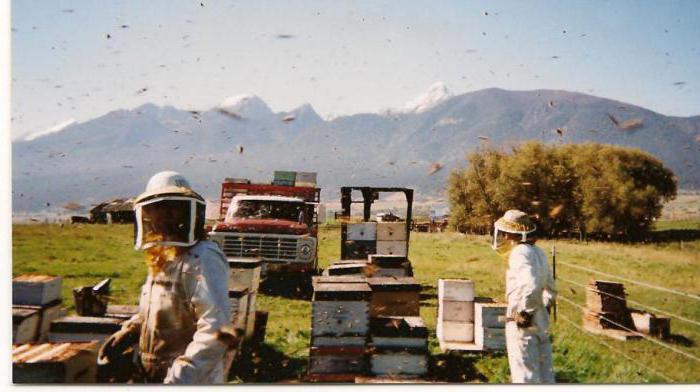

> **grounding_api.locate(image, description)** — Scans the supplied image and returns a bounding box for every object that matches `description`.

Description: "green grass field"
[12,220,700,383]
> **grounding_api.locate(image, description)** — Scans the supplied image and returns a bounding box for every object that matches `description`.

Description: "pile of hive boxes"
[343,221,408,260]
[224,257,264,376]
[583,280,670,341]
[436,279,507,352]
[308,274,428,382]
[12,275,105,383]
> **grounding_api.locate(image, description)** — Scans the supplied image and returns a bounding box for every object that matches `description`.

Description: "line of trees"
[447,142,677,240]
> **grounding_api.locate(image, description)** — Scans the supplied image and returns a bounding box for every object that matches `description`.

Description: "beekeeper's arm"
[98,284,145,362]
[164,247,232,384]
[507,246,541,317]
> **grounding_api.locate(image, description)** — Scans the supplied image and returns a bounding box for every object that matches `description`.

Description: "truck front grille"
[222,234,299,262]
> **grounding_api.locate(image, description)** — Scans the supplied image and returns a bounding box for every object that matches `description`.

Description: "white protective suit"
[505,243,557,383]
[120,240,231,384]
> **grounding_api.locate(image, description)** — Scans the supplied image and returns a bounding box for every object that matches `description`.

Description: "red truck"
[208,174,321,275]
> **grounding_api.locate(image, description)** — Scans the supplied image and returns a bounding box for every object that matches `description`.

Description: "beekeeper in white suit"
[492,210,556,383]
[99,171,235,384]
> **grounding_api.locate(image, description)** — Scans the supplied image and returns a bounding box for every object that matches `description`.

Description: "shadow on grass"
[429,352,488,383]
[228,342,308,383]
[646,229,700,243]
[258,273,313,300]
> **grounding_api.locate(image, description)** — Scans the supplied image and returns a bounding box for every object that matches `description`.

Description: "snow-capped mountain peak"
[23,119,77,141]
[218,94,273,118]
[403,82,454,113]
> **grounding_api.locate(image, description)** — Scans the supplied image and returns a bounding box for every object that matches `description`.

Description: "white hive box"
[439,300,474,323]
[48,316,123,344]
[13,341,99,383]
[376,222,407,241]
[437,320,474,342]
[13,275,63,306]
[475,327,506,351]
[295,171,318,188]
[228,257,262,293]
[13,301,65,343]
[347,223,378,241]
[438,279,474,302]
[376,241,407,256]
[311,282,371,336]
[12,307,40,344]
[474,301,507,329]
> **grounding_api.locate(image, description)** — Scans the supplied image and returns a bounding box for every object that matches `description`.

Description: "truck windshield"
[230,200,306,222]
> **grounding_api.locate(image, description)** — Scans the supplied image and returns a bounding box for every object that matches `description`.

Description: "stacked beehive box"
[368,255,412,277]
[583,280,635,331]
[368,316,428,377]
[13,341,99,383]
[309,276,372,381]
[474,299,507,351]
[12,275,65,344]
[376,222,408,256]
[49,316,123,343]
[224,257,263,376]
[629,310,671,339]
[345,222,378,259]
[437,279,475,343]
[368,277,421,318]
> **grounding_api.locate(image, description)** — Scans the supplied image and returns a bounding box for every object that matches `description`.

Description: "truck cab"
[209,175,320,275]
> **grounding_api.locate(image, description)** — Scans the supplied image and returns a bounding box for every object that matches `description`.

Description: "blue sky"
[10,0,700,138]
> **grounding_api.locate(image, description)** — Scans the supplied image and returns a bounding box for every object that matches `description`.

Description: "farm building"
[89,198,135,224]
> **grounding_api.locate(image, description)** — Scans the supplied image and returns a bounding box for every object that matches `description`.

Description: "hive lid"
[12,341,98,363]
[368,255,408,267]
[312,282,371,301]
[50,316,123,334]
[313,275,368,284]
[13,275,60,283]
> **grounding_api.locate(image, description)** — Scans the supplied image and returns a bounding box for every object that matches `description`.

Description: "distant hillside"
[12,87,700,212]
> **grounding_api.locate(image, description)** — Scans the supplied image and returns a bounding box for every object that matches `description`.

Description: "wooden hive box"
[474,301,506,329]
[295,171,318,188]
[312,282,371,337]
[228,286,250,331]
[475,327,506,351]
[370,316,428,349]
[13,300,65,343]
[439,300,474,323]
[367,255,412,277]
[376,222,407,241]
[308,346,367,375]
[344,240,377,260]
[586,280,628,313]
[630,310,671,339]
[375,241,407,257]
[104,304,139,321]
[367,277,421,317]
[312,335,368,348]
[13,307,40,344]
[327,262,368,276]
[228,257,262,293]
[244,292,258,340]
[368,347,428,377]
[49,316,123,344]
[13,275,63,306]
[438,279,474,302]
[347,223,378,241]
[13,341,99,383]
[313,275,368,284]
[437,320,474,342]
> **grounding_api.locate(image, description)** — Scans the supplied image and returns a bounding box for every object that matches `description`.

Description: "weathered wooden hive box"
[13,275,62,306]
[308,346,367,376]
[376,222,407,256]
[437,279,475,342]
[13,301,65,344]
[228,257,262,293]
[630,310,671,339]
[345,222,378,259]
[13,341,99,383]
[368,255,412,277]
[228,285,251,331]
[474,299,507,351]
[295,171,318,188]
[104,304,139,321]
[343,240,377,260]
[584,280,635,331]
[367,277,421,317]
[48,316,123,343]
[369,316,428,376]
[327,262,369,276]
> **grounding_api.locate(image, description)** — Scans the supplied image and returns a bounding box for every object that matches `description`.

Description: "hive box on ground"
[346,223,378,241]
[474,301,506,329]
[49,316,123,344]
[369,347,428,376]
[375,241,407,256]
[370,316,428,349]
[308,346,366,375]
[228,258,262,293]
[13,300,65,343]
[437,320,474,342]
[12,307,40,344]
[312,281,371,336]
[438,279,474,302]
[13,342,99,383]
[376,223,407,241]
[439,301,474,323]
[630,310,671,339]
[367,277,421,317]
[475,327,506,351]
[13,275,63,306]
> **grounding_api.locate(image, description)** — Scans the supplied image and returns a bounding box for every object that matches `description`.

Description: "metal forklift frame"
[339,186,414,260]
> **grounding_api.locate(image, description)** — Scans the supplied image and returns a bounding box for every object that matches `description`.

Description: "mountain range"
[12,85,700,213]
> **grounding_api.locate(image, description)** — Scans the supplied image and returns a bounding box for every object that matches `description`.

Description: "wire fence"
[557,276,700,329]
[557,313,676,382]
